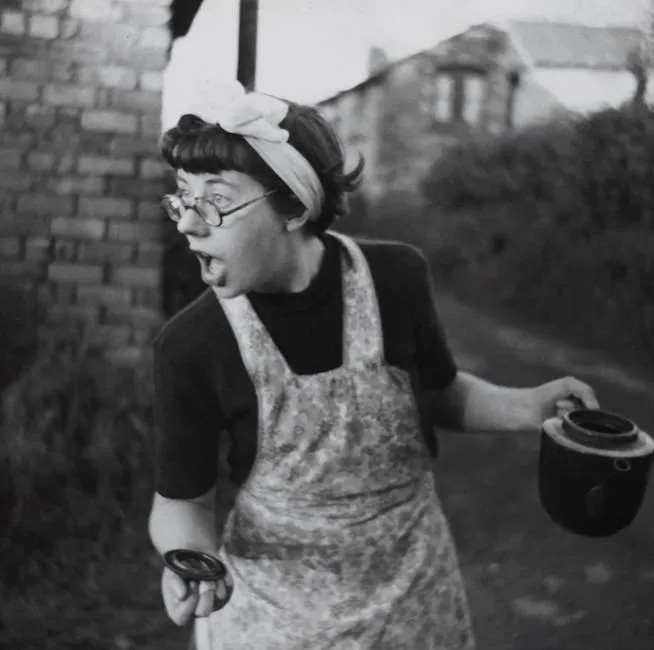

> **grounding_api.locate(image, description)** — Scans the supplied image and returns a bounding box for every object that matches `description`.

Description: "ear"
[284,208,311,232]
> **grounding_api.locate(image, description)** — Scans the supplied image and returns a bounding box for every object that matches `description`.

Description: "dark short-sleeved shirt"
[153,234,457,499]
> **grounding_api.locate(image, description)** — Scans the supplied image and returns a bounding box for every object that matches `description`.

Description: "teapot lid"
[543,409,654,459]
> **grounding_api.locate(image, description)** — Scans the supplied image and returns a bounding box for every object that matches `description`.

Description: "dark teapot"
[539,408,654,537]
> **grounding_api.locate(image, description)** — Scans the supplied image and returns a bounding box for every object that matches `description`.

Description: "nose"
[176,205,209,237]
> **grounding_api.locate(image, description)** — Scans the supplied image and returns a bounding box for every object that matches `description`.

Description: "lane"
[432,293,654,649]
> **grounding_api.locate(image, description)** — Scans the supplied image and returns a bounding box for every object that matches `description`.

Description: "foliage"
[416,104,654,371]
[0,334,156,585]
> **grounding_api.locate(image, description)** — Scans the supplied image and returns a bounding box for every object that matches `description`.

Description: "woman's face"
[174,169,287,298]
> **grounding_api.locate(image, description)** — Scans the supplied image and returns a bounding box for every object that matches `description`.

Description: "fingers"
[561,376,600,410]
[162,569,198,626]
[194,581,217,618]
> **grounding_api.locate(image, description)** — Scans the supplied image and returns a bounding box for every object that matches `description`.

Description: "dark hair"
[160,99,364,233]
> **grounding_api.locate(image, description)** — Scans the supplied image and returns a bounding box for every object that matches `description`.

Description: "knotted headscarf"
[164,80,324,221]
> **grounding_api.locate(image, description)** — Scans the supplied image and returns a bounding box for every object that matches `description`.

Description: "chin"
[207,279,245,300]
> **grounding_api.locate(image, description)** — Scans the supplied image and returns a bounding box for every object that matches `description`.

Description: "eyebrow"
[174,174,239,191]
[206,177,239,190]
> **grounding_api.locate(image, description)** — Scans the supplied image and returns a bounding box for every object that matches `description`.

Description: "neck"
[258,232,325,294]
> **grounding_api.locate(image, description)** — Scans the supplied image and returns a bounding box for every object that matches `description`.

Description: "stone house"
[318,21,646,218]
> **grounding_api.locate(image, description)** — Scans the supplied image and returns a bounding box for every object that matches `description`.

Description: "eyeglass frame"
[161,189,277,228]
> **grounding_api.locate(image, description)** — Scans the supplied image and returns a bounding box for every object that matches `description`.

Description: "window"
[426,68,487,127]
[434,75,455,122]
[461,74,485,126]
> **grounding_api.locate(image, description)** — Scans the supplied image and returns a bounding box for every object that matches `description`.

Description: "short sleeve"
[410,250,458,391]
[153,338,224,499]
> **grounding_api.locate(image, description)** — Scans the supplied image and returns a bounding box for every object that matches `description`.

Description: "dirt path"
[433,294,654,649]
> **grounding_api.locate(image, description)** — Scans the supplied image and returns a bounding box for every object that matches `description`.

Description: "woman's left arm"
[433,371,601,434]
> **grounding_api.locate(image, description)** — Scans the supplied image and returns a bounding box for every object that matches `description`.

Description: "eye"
[209,194,232,208]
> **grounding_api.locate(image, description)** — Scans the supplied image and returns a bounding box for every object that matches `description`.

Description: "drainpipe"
[237,0,259,90]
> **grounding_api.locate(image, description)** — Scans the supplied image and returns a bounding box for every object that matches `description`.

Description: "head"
[160,100,364,297]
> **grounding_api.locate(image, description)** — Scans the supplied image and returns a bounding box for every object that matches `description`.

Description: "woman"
[149,85,599,649]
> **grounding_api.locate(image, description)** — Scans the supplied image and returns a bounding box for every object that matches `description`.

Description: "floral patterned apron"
[204,232,475,649]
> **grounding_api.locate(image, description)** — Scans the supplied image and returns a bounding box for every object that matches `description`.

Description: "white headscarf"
[163,78,325,221]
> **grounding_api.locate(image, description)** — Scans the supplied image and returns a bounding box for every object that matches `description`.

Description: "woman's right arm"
[148,485,220,557]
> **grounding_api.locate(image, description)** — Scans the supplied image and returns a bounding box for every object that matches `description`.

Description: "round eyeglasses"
[161,189,277,228]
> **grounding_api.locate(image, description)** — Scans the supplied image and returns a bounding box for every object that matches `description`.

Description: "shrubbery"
[0,334,156,585]
[418,104,654,370]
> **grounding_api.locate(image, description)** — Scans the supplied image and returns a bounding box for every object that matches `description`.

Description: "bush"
[417,104,654,372]
[0,334,156,585]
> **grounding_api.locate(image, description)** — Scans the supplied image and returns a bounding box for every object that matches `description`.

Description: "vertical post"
[237,0,259,91]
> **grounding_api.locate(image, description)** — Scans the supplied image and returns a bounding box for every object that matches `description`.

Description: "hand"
[529,375,600,425]
[161,567,217,626]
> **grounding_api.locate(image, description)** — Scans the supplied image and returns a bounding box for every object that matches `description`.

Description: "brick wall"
[0,0,170,356]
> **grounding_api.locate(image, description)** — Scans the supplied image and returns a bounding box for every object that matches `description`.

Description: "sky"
[167,0,650,106]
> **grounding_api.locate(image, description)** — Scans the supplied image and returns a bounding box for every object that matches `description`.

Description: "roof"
[508,21,642,69]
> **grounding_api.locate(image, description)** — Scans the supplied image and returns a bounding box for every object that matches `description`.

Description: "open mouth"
[194,251,226,286]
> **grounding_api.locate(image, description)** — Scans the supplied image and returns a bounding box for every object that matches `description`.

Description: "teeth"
[209,258,221,273]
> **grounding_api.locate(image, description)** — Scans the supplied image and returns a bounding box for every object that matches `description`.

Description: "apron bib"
[202,233,475,649]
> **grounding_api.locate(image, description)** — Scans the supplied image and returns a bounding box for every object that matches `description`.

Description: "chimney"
[368,46,389,75]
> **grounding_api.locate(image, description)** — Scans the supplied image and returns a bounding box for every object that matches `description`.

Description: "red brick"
[0,259,43,279]
[123,4,169,28]
[137,241,166,265]
[130,48,167,70]
[140,114,161,135]
[78,155,134,176]
[108,220,164,242]
[25,236,52,261]
[24,104,57,128]
[140,71,163,92]
[11,59,50,80]
[1,130,36,148]
[52,239,77,262]
[0,79,40,102]
[51,217,105,240]
[0,148,22,169]
[24,0,68,13]
[139,158,167,180]
[79,22,140,48]
[78,241,135,264]
[109,178,163,198]
[0,172,33,191]
[46,303,100,325]
[78,65,138,90]
[106,304,162,325]
[49,175,106,195]
[132,286,160,309]
[81,109,138,134]
[78,196,134,219]
[139,26,168,50]
[43,84,95,108]
[18,194,74,215]
[0,215,50,236]
[49,40,106,65]
[112,265,160,287]
[0,236,21,258]
[27,151,57,172]
[69,0,123,22]
[60,18,80,39]
[78,284,132,307]
[28,14,59,39]
[110,134,160,157]
[87,324,131,347]
[1,11,25,35]
[137,200,165,221]
[110,89,161,113]
[49,262,103,284]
